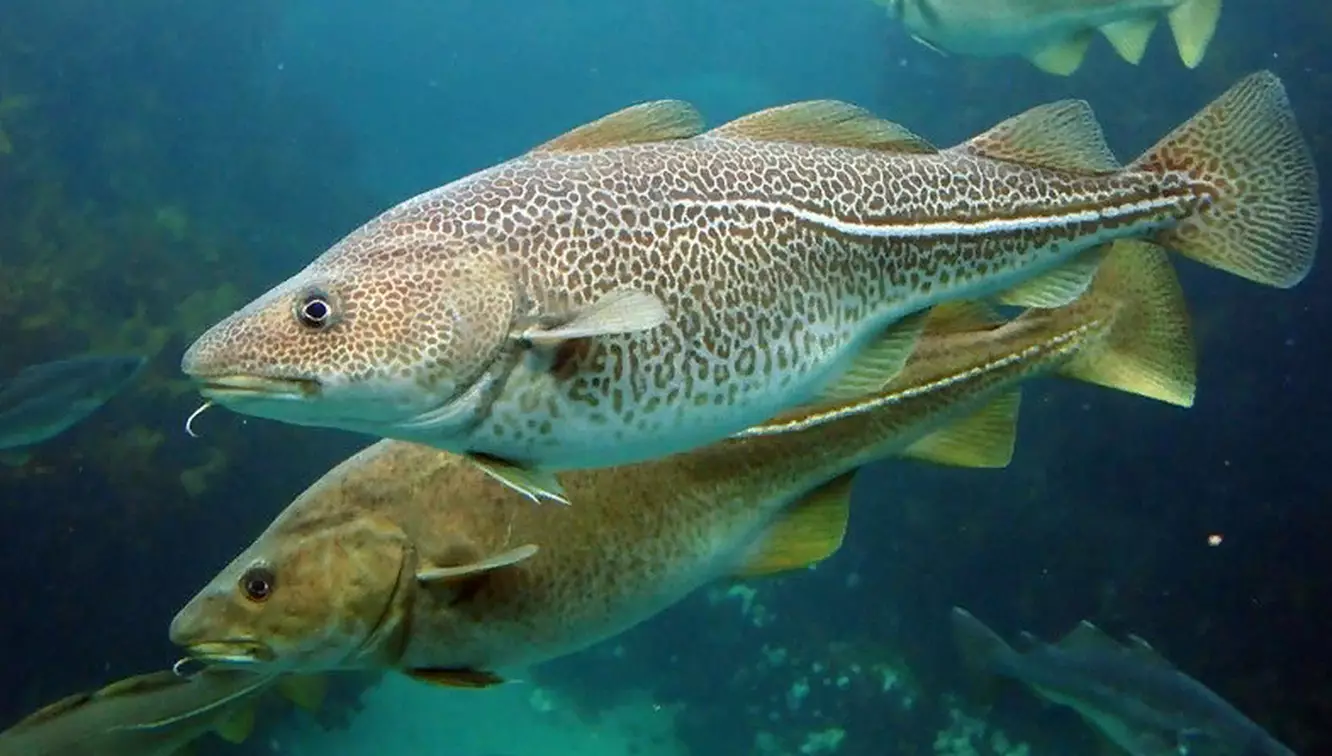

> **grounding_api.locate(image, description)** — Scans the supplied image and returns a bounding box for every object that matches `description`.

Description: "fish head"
[180,234,521,442]
[169,512,418,672]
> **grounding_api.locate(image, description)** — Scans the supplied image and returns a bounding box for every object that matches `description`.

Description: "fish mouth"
[185,639,277,665]
[195,375,320,400]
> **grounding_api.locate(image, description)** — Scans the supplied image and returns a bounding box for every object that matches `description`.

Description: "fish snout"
[169,603,273,666]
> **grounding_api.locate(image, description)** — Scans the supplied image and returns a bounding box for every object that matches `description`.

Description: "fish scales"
[277,142,1183,448]
[182,72,1319,492]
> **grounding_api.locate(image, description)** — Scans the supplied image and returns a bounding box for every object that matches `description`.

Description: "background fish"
[180,70,1315,504]
[169,242,1197,686]
[950,606,1300,756]
[0,353,146,466]
[0,667,324,756]
[877,0,1222,75]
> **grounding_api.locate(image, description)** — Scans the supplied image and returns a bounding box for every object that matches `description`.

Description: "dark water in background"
[1,0,1330,753]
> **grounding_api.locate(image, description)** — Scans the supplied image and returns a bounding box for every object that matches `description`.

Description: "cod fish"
[170,242,1197,684]
[0,668,324,756]
[877,0,1221,75]
[950,607,1299,756]
[180,70,1315,505]
[0,353,146,466]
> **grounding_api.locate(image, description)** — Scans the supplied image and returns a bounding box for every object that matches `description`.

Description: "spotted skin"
[181,71,1317,472]
[169,264,1182,678]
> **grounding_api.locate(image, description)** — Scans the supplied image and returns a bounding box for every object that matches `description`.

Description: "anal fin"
[1099,17,1158,65]
[1025,31,1095,76]
[902,389,1021,468]
[814,310,929,403]
[996,246,1108,308]
[1167,0,1221,68]
[733,471,855,578]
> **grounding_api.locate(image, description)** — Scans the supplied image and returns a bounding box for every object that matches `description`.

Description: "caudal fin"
[951,607,1018,683]
[1057,240,1198,408]
[1131,71,1321,289]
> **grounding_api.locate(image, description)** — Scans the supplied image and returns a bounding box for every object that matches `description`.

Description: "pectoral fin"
[733,471,854,578]
[417,544,539,583]
[518,289,668,347]
[467,454,569,505]
[406,668,505,689]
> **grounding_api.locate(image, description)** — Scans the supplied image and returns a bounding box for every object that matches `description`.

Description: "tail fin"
[1057,240,1197,408]
[951,607,1018,682]
[1167,0,1221,68]
[1131,71,1321,289]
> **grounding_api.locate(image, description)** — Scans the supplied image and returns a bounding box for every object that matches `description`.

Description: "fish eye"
[296,292,333,329]
[239,566,276,602]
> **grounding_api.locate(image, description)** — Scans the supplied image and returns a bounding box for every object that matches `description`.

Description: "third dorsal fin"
[706,101,937,154]
[530,100,705,154]
[951,100,1120,174]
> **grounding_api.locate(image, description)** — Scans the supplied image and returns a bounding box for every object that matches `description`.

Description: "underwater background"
[1,0,1329,754]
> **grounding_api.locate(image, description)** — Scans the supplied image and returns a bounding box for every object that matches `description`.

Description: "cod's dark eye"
[297,293,333,329]
[240,566,276,602]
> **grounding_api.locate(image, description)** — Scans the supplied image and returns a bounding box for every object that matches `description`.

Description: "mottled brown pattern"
[183,72,1314,471]
[169,288,1142,676]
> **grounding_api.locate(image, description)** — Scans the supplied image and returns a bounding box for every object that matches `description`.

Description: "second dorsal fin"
[530,100,705,154]
[706,100,937,154]
[952,100,1120,174]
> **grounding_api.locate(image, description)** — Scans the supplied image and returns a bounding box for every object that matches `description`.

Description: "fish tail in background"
[1166,0,1222,68]
[1056,240,1197,407]
[1131,70,1322,289]
[950,607,1019,685]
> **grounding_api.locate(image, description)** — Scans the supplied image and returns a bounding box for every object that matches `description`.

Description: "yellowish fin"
[997,246,1108,308]
[416,543,539,583]
[733,471,855,577]
[1056,240,1196,408]
[952,99,1119,174]
[1167,0,1222,68]
[1131,71,1318,289]
[406,668,506,689]
[530,100,704,153]
[276,675,327,714]
[211,703,255,744]
[901,390,1021,469]
[520,288,668,346]
[1025,30,1094,76]
[706,100,938,154]
[921,301,1004,335]
[1099,17,1158,65]
[814,310,930,403]
[466,454,569,505]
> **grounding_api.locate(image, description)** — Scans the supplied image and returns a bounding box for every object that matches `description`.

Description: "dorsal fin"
[9,691,94,730]
[1056,620,1121,653]
[952,100,1120,174]
[529,100,705,154]
[706,101,937,154]
[1125,634,1175,668]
